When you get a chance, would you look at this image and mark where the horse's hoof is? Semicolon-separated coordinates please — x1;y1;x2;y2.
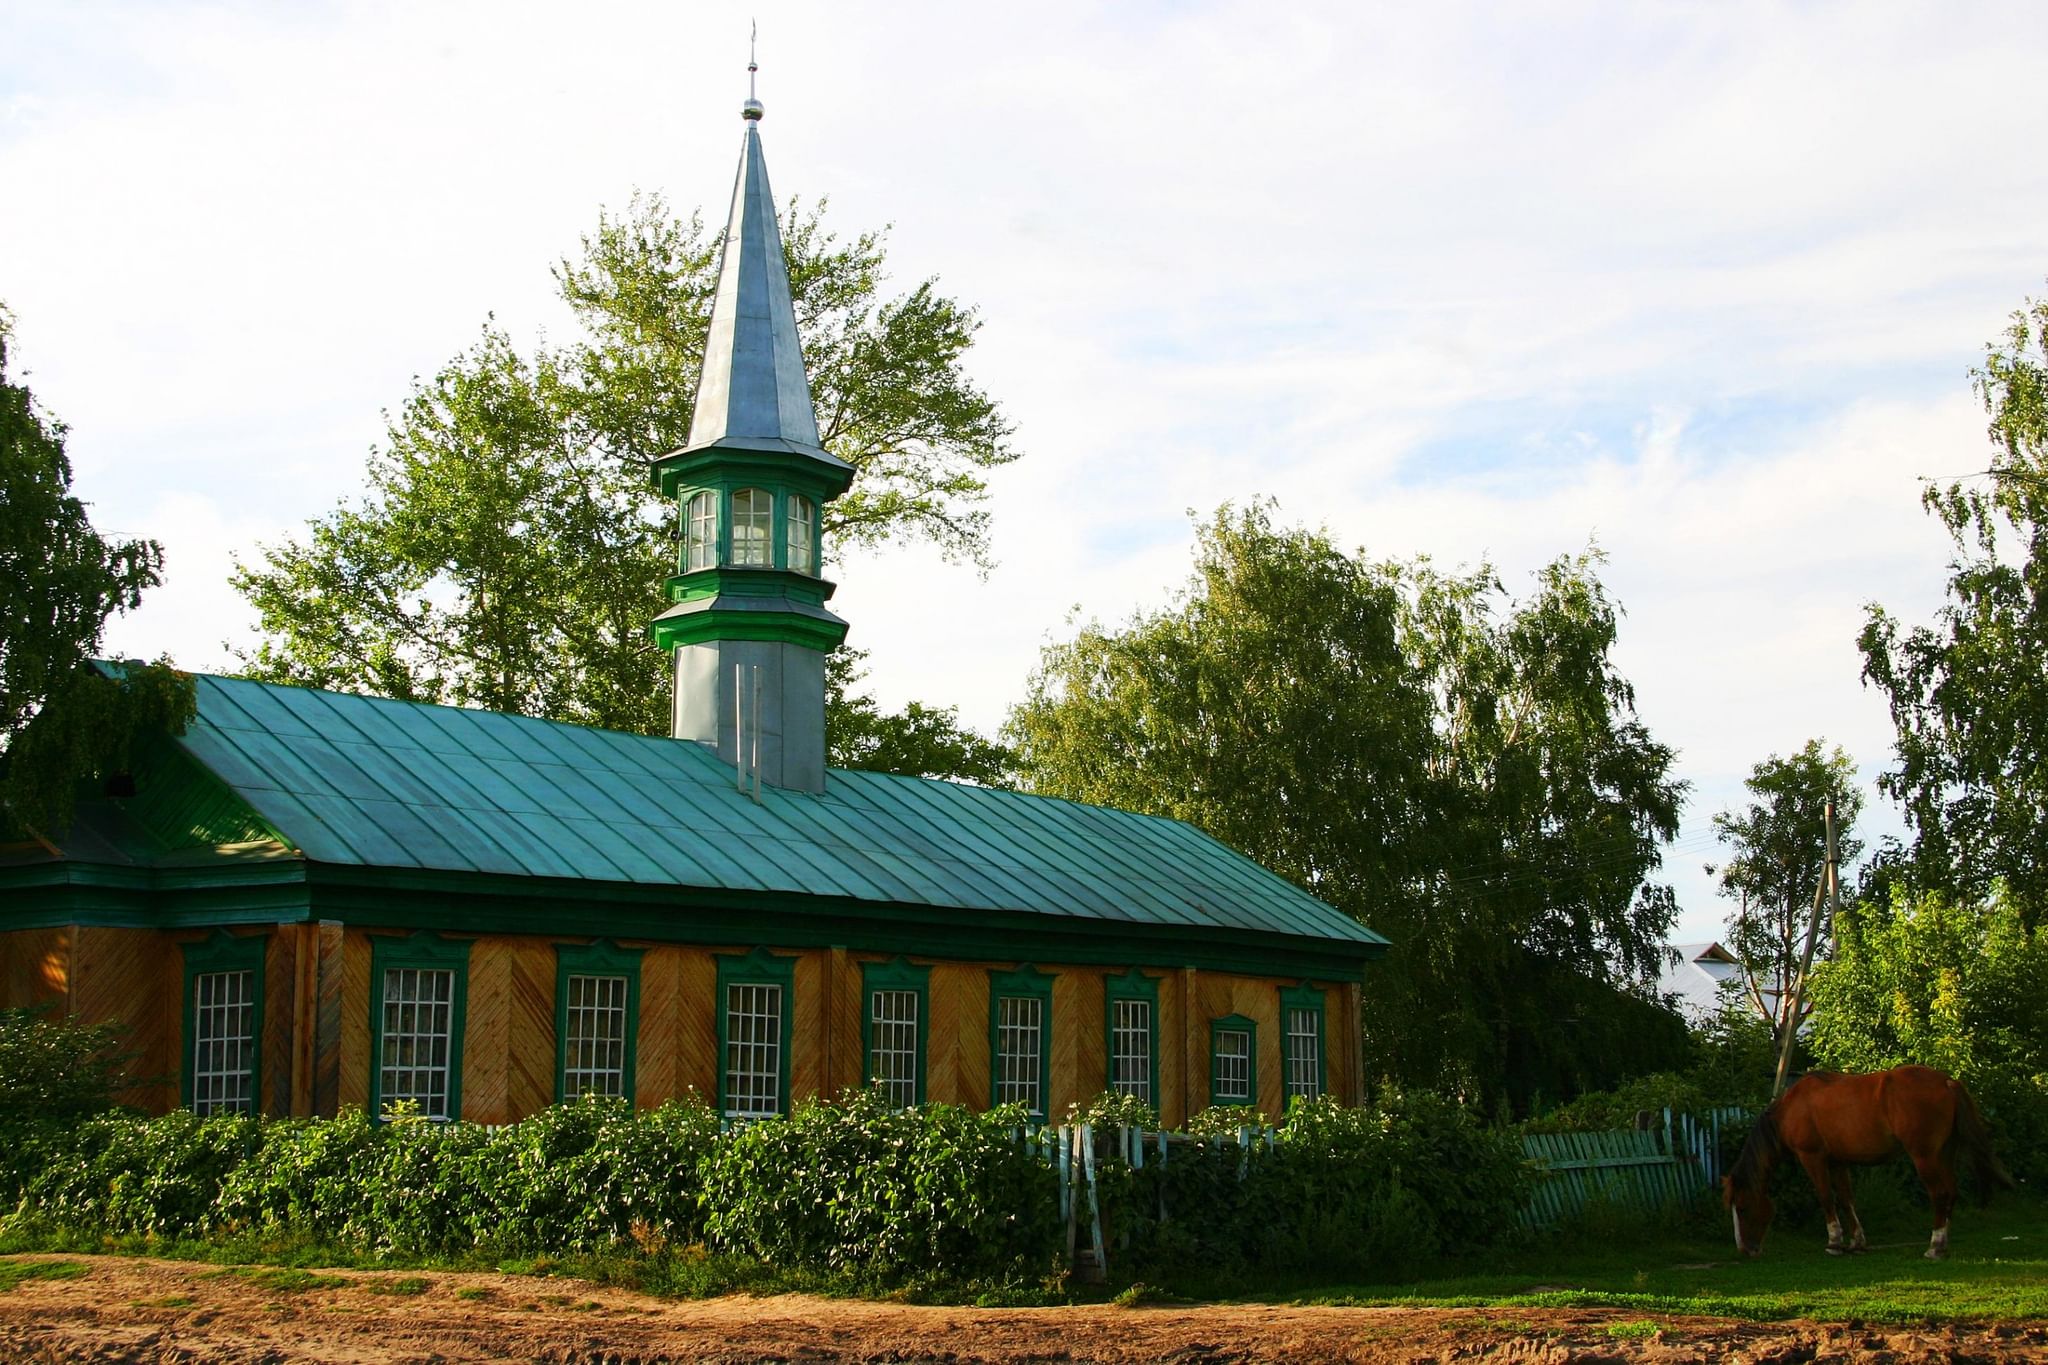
1925;1248;1948;1261
1827;1246;1847;1257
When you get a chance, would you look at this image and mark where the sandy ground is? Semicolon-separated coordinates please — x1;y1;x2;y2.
2;1254;2046;1364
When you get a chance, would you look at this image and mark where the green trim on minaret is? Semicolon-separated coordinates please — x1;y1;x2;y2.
646;63;852;791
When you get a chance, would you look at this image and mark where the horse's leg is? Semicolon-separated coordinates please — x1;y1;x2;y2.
1830;1167;1867;1252
1913;1152;1958;1260
1798;1152;1846;1254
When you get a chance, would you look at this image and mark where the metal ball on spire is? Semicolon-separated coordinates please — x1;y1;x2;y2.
743;22;764;120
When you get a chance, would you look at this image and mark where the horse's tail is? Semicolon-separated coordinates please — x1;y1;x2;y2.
1951;1079;2017;1206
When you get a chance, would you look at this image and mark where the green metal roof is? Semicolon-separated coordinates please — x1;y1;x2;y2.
156;675;1383;958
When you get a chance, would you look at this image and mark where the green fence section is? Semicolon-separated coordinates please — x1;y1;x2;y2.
1519;1108;1741;1227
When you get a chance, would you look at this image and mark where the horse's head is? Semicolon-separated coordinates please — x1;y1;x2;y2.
1721;1173;1772;1257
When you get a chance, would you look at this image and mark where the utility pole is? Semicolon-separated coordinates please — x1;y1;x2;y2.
1773;798;1838;1097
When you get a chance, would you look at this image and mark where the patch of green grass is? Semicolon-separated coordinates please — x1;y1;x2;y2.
0;1259;87;1292
454;1286;494;1301
1605;1320;1659;1339
361;1275;431;1296
1276;1192;2048;1325
206;1265;350;1294
131;1294;197;1309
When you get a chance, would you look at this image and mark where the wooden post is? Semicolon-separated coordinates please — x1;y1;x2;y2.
1345;981;1365;1105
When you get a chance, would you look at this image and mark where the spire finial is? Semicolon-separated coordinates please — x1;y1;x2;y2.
743;21;764;121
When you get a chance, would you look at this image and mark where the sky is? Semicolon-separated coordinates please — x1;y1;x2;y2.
5;0;2047;950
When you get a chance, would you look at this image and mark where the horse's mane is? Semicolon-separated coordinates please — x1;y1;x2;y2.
1727;1105;1783;1195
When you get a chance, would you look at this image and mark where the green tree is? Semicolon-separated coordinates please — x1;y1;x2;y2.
0;307;164;751
1007;504;1687;1106
1861;290;2048;927
827;650;1013;785
1806;888;2048;1180
1;309;191;837
1707;740;1863;1060
233;196;1017;754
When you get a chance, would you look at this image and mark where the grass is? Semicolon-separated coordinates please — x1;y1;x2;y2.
1272;1191;2048;1324
361;1275;432;1296
0;1258;87;1292
203;1265;351;1294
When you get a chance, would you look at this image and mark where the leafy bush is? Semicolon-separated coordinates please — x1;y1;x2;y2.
24;1109;259;1239
480;1095;719;1253
1095;1091;1530;1281
1064;1090;1158;1130
699;1088;1058;1285
0;1006;133;1128
1523;1071;1714;1134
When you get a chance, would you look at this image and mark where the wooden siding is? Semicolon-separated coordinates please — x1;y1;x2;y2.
73;927;175;1112
10;922;1363;1123
338;930;371;1112
0;927;71;1009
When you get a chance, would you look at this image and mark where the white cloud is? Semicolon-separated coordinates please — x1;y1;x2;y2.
8;0;2046;949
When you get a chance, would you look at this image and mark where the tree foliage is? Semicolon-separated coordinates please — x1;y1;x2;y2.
1861;290;2048;927
1708;739;1863;1055
0;307;164;752
0;308;192;837
233;195;1017;752
827;649;1013;785
1007;504;1688;1107
1806;888;2048;1181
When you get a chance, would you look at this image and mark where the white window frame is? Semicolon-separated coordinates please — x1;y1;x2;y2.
1212;1025;1253;1105
869;987;920;1109
994;994;1044;1115
1111;997;1153;1104
724;981;784;1120
685;490;718;570
1286;1006;1324;1100
380;966;457;1119
561;973;629;1100
786;494;815;574
191;969;256;1117
731;487;772;567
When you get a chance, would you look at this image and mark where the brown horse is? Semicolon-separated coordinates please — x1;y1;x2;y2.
1721;1065;2012;1259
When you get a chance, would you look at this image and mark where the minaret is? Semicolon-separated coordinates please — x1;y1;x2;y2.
649;54;853;793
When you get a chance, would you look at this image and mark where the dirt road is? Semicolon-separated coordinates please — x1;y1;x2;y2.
2;1254;2044;1363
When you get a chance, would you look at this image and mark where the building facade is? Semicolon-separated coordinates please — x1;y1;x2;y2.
0;75;1387;1128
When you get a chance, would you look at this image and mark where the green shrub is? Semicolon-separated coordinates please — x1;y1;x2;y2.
25;1109;259;1239
214;1106;383;1243
480;1095;719;1253
699;1088;1059;1285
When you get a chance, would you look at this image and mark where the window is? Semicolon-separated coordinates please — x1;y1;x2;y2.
370;934;470;1121
1210;1015;1256;1108
862;958;930;1108
731;487;772;566
684;490;718;570
988;965;1055;1118
716;949;796;1120
555;940;643;1102
181;932;265;1116
1105;969;1159;1106
1281;983;1327;1102
786;494;815;574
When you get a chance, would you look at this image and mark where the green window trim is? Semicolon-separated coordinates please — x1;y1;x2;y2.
860;957;931;1107
1208;1013;1258;1109
987;964;1056;1118
554;939;644;1104
1280;982;1329;1102
180;930;267;1114
1104;968;1161;1107
368;932;472;1121
715;947;797;1118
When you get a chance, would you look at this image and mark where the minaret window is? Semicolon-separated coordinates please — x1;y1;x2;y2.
685;491;718;571
787;495;815;574
732;487;772;566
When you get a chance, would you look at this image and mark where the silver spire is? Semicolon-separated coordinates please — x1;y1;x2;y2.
743;21;763;121
678;44;845;470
